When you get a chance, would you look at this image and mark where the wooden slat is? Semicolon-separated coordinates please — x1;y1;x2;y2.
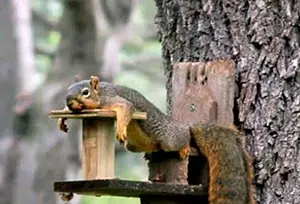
54;179;206;198
82;118;115;180
48;109;147;120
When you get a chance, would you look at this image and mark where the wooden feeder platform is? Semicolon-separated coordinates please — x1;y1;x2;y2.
49;109;206;203
49;109;147;180
49;60;236;204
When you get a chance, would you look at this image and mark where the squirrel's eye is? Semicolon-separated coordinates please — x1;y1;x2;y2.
81;88;90;97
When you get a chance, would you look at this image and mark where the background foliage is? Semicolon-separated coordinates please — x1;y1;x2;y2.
31;0;164;203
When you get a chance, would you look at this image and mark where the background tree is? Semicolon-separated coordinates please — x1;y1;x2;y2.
154;0;300;203
0;1;18;204
31;1;144;204
0;0;35;203
0;0;165;204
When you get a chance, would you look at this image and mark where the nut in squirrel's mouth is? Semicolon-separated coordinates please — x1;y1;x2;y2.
67;99;84;112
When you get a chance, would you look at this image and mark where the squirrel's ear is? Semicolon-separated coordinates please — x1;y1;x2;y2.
90;75;100;91
74;74;81;82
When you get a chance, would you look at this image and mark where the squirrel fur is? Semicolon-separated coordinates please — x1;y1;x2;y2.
58;75;256;204
59;75;191;159
190;124;256;204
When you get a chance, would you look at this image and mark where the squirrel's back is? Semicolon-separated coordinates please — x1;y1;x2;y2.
100;82;191;152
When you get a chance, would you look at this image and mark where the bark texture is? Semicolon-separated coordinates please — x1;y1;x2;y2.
154;0;300;203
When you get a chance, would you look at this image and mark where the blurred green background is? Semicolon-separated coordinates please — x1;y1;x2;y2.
31;0;165;203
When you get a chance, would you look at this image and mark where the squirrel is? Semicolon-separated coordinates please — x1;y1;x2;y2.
58;75;256;204
58;75;191;160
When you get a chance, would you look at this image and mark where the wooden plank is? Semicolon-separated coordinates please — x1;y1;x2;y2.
172;62;217;125
171;60;235;125
148;61;218;187
205;60;235;125
140;195;207;204
48;109;147;120
82;118;115;180
53;179;206;198
172;60;235;186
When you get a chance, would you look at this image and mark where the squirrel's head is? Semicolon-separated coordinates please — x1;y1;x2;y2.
65;75;101;112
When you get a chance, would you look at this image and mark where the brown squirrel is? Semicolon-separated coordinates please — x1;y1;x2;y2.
58;75;256;204
58;75;191;159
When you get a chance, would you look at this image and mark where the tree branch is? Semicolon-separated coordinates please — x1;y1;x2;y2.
121;55;165;82
90;0;111;37
34;45;55;59
31;10;57;31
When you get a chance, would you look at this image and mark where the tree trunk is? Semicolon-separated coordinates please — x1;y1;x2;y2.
154;0;300;203
10;0;37;204
93;0;141;82
0;0;17;139
0;0;32;204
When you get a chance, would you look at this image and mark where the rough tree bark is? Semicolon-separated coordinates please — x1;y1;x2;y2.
154;0;300;203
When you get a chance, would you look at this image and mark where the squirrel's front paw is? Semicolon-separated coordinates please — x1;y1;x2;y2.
179;144;190;160
116;126;127;144
58;118;68;133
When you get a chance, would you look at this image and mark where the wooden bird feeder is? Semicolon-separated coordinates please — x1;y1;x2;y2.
48;108;205;202
49;59;235;204
49;109;147;180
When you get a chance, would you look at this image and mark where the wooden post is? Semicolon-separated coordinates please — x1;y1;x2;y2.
82;118;115;179
51;111;205;202
48;109;147;180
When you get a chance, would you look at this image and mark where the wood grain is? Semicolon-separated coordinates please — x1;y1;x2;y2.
146;60;235;204
48;109;147;120
54;179;206;198
82;118;115;180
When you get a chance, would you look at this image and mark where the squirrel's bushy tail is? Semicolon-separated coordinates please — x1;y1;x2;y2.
190;125;255;204
208;176;249;204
